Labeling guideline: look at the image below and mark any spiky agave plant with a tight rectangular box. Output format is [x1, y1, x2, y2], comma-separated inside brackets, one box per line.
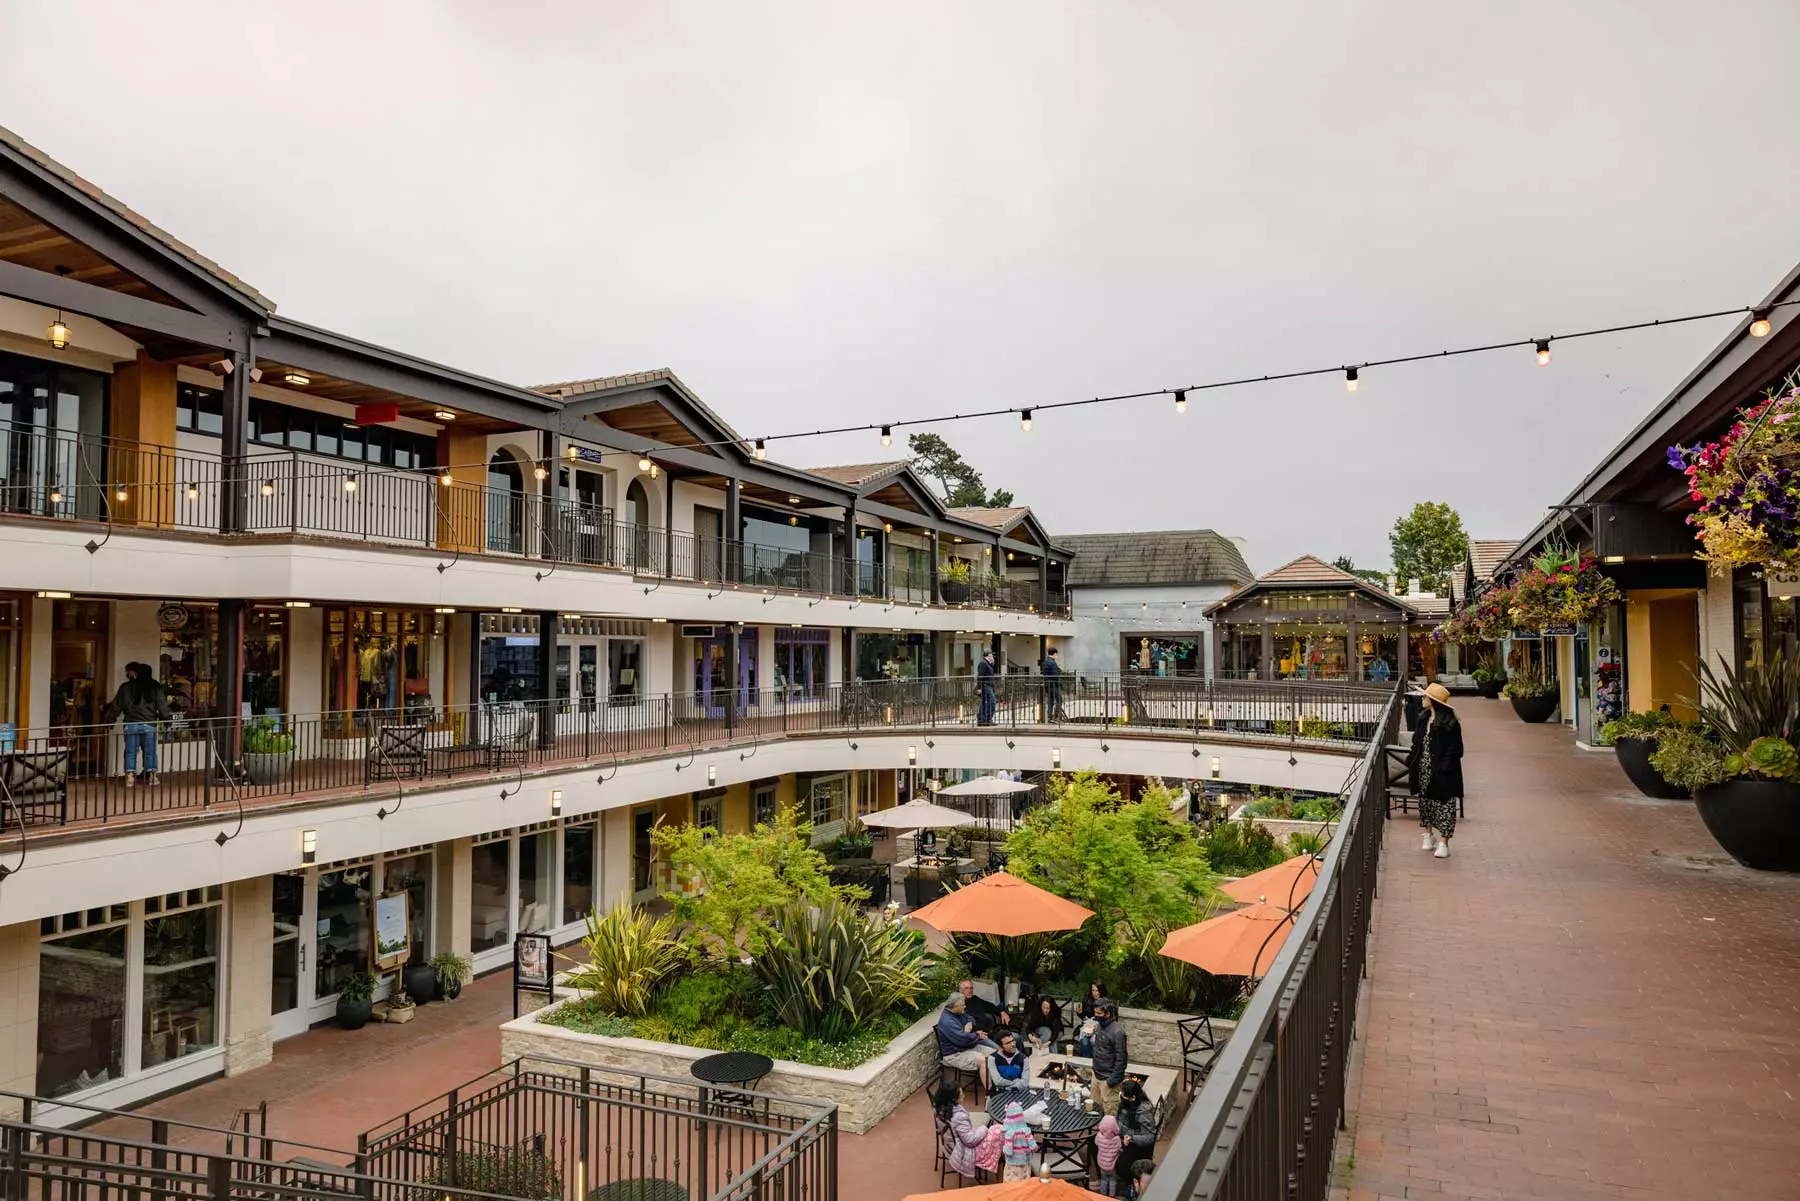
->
[561, 902, 687, 1017]
[752, 898, 932, 1041]
[1696, 651, 1800, 753]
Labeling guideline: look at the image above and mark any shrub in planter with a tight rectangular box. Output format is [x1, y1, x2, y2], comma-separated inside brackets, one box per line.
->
[1471, 654, 1507, 700]
[240, 717, 295, 786]
[752, 897, 932, 1040]
[1502, 667, 1557, 723]
[939, 557, 973, 603]
[561, 903, 686, 1016]
[1598, 710, 1692, 799]
[430, 951, 473, 1001]
[335, 969, 377, 1030]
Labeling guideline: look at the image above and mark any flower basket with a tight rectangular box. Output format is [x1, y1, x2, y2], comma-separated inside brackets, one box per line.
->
[1505, 548, 1620, 630]
[1668, 386, 1800, 571]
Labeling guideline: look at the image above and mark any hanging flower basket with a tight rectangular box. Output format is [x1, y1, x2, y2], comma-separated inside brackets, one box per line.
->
[1668, 386, 1800, 571]
[1505, 548, 1620, 630]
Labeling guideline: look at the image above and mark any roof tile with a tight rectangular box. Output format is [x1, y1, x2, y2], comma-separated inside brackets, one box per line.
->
[1059, 530, 1252, 588]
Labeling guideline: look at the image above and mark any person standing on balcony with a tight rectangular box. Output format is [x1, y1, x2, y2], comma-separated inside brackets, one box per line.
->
[976, 648, 998, 726]
[1041, 647, 1065, 721]
[104, 662, 171, 787]
[1416, 682, 1465, 858]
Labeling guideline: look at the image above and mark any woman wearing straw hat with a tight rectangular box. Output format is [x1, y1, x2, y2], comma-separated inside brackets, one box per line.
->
[1416, 682, 1465, 858]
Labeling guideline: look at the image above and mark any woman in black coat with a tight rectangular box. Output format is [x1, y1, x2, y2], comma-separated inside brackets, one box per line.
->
[1417, 683, 1465, 858]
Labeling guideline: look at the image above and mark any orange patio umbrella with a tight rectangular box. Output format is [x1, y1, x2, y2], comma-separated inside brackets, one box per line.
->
[1159, 900, 1296, 978]
[905, 1176, 1112, 1200]
[908, 870, 1093, 937]
[1220, 854, 1322, 909]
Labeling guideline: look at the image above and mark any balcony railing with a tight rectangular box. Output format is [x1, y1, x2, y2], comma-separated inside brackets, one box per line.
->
[0, 426, 1068, 616]
[1143, 683, 1401, 1201]
[0, 676, 1389, 832]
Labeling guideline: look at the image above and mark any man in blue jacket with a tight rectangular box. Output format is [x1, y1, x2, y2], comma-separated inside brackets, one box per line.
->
[976, 648, 998, 726]
[1041, 647, 1064, 722]
[937, 993, 993, 1089]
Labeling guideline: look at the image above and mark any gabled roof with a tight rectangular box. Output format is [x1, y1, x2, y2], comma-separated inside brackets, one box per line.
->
[1468, 539, 1517, 582]
[0, 122, 272, 313]
[1059, 530, 1252, 588]
[946, 506, 1030, 531]
[531, 369, 675, 398]
[805, 460, 913, 488]
[1203, 554, 1419, 618]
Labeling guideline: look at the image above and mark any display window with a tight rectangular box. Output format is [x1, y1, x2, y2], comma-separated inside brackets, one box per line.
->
[324, 608, 444, 727]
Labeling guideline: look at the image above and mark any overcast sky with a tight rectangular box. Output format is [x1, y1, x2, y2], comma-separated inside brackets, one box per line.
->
[5, 2, 1799, 575]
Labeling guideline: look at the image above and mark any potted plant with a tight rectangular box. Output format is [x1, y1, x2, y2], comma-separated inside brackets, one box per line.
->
[380, 987, 416, 1025]
[1506, 544, 1622, 631]
[1668, 385, 1800, 571]
[429, 951, 474, 1001]
[402, 958, 439, 1004]
[1651, 654, 1800, 871]
[1470, 654, 1507, 700]
[335, 969, 378, 1029]
[1501, 666, 1558, 724]
[240, 717, 295, 786]
[1598, 709, 1691, 799]
[939, 557, 973, 604]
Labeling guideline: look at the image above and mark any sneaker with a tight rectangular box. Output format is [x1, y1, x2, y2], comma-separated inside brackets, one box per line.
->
[1433, 838, 1450, 859]
[144, 772, 158, 787]
[124, 773, 134, 789]
[1420, 830, 1434, 851]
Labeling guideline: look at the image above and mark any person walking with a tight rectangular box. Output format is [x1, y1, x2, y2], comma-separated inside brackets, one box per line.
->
[105, 662, 171, 787]
[1416, 682, 1465, 858]
[1089, 999, 1128, 1114]
[1041, 646, 1064, 722]
[976, 647, 998, 726]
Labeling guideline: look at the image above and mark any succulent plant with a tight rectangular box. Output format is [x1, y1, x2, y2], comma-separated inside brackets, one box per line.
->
[1739, 736, 1799, 780]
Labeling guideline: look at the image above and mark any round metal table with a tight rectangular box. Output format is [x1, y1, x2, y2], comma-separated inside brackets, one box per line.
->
[986, 1084, 1101, 1180]
[691, 1051, 774, 1114]
[587, 1179, 688, 1201]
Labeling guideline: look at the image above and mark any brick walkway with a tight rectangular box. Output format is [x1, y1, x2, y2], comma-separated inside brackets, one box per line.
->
[1333, 700, 1800, 1201]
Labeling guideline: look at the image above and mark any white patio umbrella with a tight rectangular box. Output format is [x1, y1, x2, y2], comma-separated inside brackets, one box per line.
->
[858, 799, 978, 829]
[937, 775, 1037, 831]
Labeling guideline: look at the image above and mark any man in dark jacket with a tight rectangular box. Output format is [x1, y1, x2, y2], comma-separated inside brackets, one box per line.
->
[106, 662, 172, 786]
[976, 648, 998, 726]
[1041, 647, 1064, 721]
[1089, 999, 1128, 1114]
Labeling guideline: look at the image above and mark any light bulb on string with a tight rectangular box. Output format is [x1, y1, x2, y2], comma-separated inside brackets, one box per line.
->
[1750, 310, 1772, 338]
[1174, 389, 1187, 415]
[1344, 367, 1359, 393]
[754, 438, 766, 460]
[1020, 408, 1032, 432]
[880, 426, 891, 447]
[1534, 340, 1551, 366]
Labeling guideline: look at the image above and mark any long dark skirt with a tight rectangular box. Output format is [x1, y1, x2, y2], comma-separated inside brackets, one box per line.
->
[1420, 795, 1458, 839]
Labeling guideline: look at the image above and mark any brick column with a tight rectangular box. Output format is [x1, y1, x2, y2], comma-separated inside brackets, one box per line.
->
[437, 838, 473, 957]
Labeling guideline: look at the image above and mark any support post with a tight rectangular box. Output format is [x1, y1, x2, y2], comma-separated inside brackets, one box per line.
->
[536, 610, 558, 748]
[219, 347, 254, 534]
[725, 477, 742, 585]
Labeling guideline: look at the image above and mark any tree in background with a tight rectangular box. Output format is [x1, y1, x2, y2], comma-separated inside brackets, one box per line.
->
[1388, 502, 1468, 593]
[908, 433, 1014, 508]
[1331, 555, 1391, 586]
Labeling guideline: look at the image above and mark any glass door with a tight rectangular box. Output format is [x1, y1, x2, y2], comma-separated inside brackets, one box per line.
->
[311, 864, 372, 1022]
[578, 643, 598, 713]
[271, 872, 313, 1041]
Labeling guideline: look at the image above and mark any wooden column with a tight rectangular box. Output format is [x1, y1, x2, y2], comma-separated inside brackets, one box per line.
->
[435, 429, 487, 552]
[108, 351, 179, 528]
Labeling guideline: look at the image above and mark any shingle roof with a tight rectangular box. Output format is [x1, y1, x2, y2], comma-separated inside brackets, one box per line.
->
[1060, 530, 1252, 588]
[946, 506, 1030, 531]
[805, 460, 913, 488]
[530, 369, 676, 398]
[1468, 539, 1518, 582]
[0, 123, 273, 312]
[1259, 554, 1366, 586]
[1407, 594, 1451, 618]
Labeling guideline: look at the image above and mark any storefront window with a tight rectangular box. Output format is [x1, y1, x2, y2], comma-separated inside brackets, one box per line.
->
[471, 839, 511, 951]
[272, 875, 303, 1018]
[1123, 634, 1200, 677]
[1358, 625, 1402, 682]
[562, 824, 596, 924]
[1272, 626, 1348, 680]
[315, 865, 372, 999]
[382, 853, 433, 961]
[753, 783, 778, 827]
[1738, 576, 1767, 670]
[1772, 592, 1798, 665]
[244, 608, 286, 717]
[774, 628, 829, 700]
[152, 602, 219, 721]
[610, 638, 643, 703]
[325, 608, 443, 725]
[0, 599, 18, 735]
[519, 832, 553, 933]
[808, 774, 847, 826]
[37, 910, 128, 1097]
[855, 634, 930, 680]
[141, 890, 222, 1068]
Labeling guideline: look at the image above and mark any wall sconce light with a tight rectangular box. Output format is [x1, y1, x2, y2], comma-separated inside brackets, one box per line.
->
[260, 480, 275, 497]
[706, 764, 717, 786]
[284, 600, 311, 608]
[301, 829, 317, 864]
[48, 312, 71, 351]
[1211, 756, 1222, 780]
[550, 789, 563, 816]
[343, 473, 358, 493]
[434, 607, 456, 615]
[908, 745, 917, 766]
[1051, 748, 1061, 769]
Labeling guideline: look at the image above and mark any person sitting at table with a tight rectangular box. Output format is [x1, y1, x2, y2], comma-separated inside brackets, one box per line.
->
[1027, 995, 1065, 1049]
[933, 1080, 988, 1183]
[937, 994, 994, 1090]
[1076, 980, 1108, 1056]
[990, 1032, 1028, 1087]
[1115, 1079, 1160, 1196]
[958, 978, 1002, 1035]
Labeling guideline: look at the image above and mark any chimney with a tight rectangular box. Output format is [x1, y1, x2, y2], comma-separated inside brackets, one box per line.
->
[1386, 573, 1398, 595]
[1408, 578, 1422, 596]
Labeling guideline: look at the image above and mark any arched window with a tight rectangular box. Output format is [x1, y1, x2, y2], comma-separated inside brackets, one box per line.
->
[624, 478, 653, 570]
[487, 451, 524, 554]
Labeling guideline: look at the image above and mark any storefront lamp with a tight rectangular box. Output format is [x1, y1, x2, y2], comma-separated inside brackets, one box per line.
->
[706, 764, 717, 786]
[550, 789, 563, 817]
[48, 312, 70, 351]
[1052, 748, 1061, 769]
[301, 829, 317, 865]
[1211, 756, 1222, 780]
[908, 745, 917, 766]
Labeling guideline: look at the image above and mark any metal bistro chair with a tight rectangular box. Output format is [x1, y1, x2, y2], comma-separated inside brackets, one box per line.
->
[366, 724, 428, 784]
[1177, 1014, 1221, 1101]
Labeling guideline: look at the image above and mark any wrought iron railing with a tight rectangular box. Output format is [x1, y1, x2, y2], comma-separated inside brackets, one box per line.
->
[3, 677, 1386, 831]
[1142, 682, 1402, 1201]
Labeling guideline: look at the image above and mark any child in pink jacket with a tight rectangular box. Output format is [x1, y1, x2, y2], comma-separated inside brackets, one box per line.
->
[975, 1120, 1005, 1178]
[1095, 1113, 1123, 1196]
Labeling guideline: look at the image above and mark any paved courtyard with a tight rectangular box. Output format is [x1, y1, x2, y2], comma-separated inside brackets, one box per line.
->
[1333, 699, 1800, 1201]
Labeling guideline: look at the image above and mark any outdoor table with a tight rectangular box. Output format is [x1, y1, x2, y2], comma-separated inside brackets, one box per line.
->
[426, 743, 491, 775]
[985, 1082, 1100, 1179]
[691, 1050, 773, 1114]
[587, 1179, 689, 1201]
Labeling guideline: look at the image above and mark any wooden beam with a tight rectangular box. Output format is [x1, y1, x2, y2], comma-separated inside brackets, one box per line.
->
[0, 258, 246, 349]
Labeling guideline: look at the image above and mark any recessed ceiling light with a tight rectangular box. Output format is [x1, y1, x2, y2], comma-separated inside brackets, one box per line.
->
[434, 410, 456, 421]
[282, 372, 311, 387]
[787, 496, 801, 504]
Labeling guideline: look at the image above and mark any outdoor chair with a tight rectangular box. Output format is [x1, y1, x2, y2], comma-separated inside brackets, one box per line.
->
[0, 748, 69, 827]
[1178, 1014, 1221, 1100]
[488, 709, 537, 769]
[935, 1027, 983, 1094]
[366, 725, 428, 784]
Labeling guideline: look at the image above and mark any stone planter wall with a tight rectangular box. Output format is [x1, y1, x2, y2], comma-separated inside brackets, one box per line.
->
[1115, 1006, 1237, 1069]
[1227, 815, 1339, 844]
[500, 1001, 940, 1135]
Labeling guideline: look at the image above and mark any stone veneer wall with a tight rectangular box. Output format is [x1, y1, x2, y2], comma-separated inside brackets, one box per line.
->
[500, 1002, 941, 1135]
[1115, 1006, 1236, 1069]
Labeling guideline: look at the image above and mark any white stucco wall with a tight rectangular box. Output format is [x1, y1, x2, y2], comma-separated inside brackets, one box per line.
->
[1066, 583, 1237, 680]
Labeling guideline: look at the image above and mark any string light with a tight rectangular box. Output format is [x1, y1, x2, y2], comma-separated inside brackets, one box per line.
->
[533, 463, 548, 481]
[1534, 339, 1551, 366]
[1750, 310, 1772, 338]
[1344, 367, 1359, 393]
[438, 471, 453, 487]
[260, 479, 275, 497]
[637, 456, 652, 474]
[343, 473, 358, 492]
[1174, 389, 1187, 415]
[1020, 408, 1033, 432]
[880, 425, 892, 447]
[114, 485, 127, 503]
[185, 482, 198, 501]
[49, 486, 62, 505]
[754, 438, 766, 460]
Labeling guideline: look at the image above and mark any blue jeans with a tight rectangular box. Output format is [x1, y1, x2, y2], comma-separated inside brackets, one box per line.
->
[123, 723, 158, 774]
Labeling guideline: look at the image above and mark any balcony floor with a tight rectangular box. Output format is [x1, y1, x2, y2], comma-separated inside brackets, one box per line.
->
[1333, 700, 1800, 1201]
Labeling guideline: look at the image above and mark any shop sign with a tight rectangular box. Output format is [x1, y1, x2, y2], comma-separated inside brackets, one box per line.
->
[513, 932, 553, 1018]
[1510, 628, 1541, 641]
[157, 603, 191, 632]
[1542, 623, 1578, 637]
[570, 446, 606, 465]
[1770, 570, 1800, 599]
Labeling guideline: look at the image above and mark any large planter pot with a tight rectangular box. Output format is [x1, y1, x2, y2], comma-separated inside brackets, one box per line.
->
[940, 580, 970, 604]
[1509, 693, 1557, 724]
[1613, 736, 1689, 800]
[403, 962, 439, 1004]
[241, 750, 293, 786]
[1477, 680, 1502, 700]
[1693, 779, 1800, 871]
[336, 996, 373, 1031]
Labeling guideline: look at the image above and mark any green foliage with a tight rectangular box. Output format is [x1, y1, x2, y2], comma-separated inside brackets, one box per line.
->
[1597, 709, 1687, 747]
[1199, 820, 1285, 876]
[337, 969, 377, 1004]
[1286, 830, 1329, 857]
[655, 968, 756, 1031]
[1648, 727, 1732, 791]
[242, 717, 293, 755]
[1502, 667, 1557, 699]
[1470, 654, 1507, 685]
[1696, 651, 1800, 754]
[562, 903, 687, 1016]
[1388, 501, 1468, 593]
[425, 1146, 561, 1200]
[1002, 774, 1220, 973]
[1331, 555, 1390, 586]
[939, 557, 973, 584]
[429, 951, 473, 991]
[1272, 715, 1355, 739]
[1733, 736, 1799, 780]
[1238, 792, 1342, 822]
[751, 898, 933, 1040]
[653, 804, 857, 957]
[907, 432, 1012, 507]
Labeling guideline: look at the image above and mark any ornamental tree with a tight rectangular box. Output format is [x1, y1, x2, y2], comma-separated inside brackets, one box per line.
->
[1388, 502, 1468, 594]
